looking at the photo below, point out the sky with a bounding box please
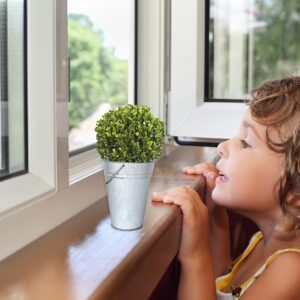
[68,0,131,59]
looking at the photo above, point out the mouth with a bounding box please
[216,171,229,183]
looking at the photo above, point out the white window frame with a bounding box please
[0,0,104,261]
[0,0,55,213]
[168,0,247,142]
[0,0,161,262]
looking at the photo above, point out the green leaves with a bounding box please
[68,14,128,129]
[95,105,165,162]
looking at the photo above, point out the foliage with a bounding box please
[253,0,300,86]
[105,60,128,106]
[208,0,300,98]
[68,14,128,129]
[95,105,165,162]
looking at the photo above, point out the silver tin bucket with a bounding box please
[103,160,154,230]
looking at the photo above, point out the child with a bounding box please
[152,77,300,299]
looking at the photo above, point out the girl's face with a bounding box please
[213,109,284,218]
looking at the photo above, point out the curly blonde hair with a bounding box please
[248,77,300,232]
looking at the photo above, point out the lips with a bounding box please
[216,171,229,184]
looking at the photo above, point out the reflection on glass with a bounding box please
[0,0,26,180]
[68,0,134,153]
[208,0,300,100]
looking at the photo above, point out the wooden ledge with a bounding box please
[0,146,217,300]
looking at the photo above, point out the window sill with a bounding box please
[69,148,102,184]
[0,173,54,217]
[0,145,217,299]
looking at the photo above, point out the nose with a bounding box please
[217,140,229,159]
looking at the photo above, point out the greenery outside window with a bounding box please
[68,0,136,154]
[206,0,300,101]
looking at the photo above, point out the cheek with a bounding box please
[212,158,281,207]
[212,173,253,204]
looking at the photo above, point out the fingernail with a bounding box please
[163,196,173,203]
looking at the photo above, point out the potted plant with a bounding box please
[95,104,165,230]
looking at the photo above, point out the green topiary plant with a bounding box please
[95,104,165,162]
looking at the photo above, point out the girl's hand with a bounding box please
[182,162,217,176]
[151,186,210,264]
[182,162,232,276]
[182,163,220,215]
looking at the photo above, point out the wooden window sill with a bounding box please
[0,145,217,300]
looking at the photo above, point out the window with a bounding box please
[68,0,136,154]
[168,0,300,142]
[0,0,152,262]
[0,0,26,181]
[206,0,300,101]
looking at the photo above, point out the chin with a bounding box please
[211,190,228,206]
[211,190,241,210]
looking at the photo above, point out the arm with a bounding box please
[183,163,232,276]
[152,186,217,300]
[178,247,217,300]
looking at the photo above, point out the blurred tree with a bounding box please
[107,60,128,106]
[68,14,128,129]
[253,0,300,86]
[207,0,300,99]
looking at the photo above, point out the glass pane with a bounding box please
[68,0,135,153]
[0,0,26,181]
[207,0,300,100]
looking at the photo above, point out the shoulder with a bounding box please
[268,250,300,273]
[271,249,300,266]
[241,251,300,300]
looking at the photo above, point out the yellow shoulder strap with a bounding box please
[216,231,263,291]
[266,248,300,266]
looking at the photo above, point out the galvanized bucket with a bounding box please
[102,160,155,230]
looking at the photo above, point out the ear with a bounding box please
[293,197,300,210]
[286,192,300,205]
[284,194,300,219]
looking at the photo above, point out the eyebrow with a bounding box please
[242,120,263,141]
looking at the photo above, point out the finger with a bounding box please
[170,195,199,219]
[182,163,217,175]
[153,187,201,218]
[182,166,195,173]
[162,195,175,204]
[152,186,187,202]
[151,191,166,202]
[153,193,180,205]
[182,166,205,175]
[167,186,200,206]
[183,168,201,175]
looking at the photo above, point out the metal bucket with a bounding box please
[102,160,154,230]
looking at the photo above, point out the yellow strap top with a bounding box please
[216,231,263,291]
[216,231,300,294]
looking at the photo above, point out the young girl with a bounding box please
[152,77,300,299]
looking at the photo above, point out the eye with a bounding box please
[240,139,251,148]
